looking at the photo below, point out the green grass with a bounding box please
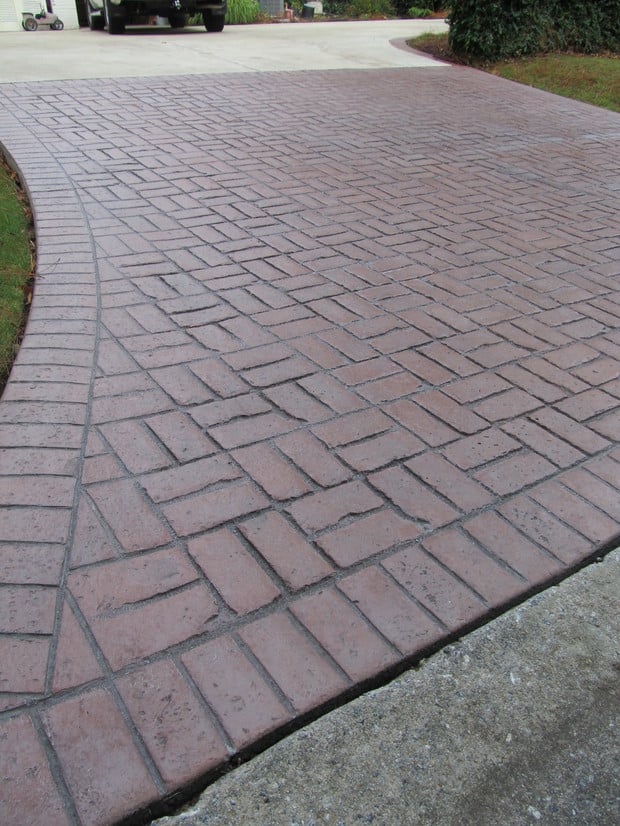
[409,31,467,63]
[410,33,620,114]
[0,157,33,391]
[225,0,260,25]
[492,54,620,113]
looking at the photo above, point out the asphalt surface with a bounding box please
[0,19,618,826]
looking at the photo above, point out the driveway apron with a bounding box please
[0,55,619,826]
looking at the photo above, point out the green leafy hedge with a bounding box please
[345,0,394,17]
[448,0,620,61]
[408,6,432,17]
[391,0,441,15]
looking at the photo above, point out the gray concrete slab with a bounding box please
[156,550,619,826]
[0,19,448,83]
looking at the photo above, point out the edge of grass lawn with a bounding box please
[0,151,35,394]
[409,32,620,115]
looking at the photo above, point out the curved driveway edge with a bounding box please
[0,60,619,826]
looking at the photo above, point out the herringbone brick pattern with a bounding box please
[0,67,618,825]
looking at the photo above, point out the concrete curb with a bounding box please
[156,549,619,825]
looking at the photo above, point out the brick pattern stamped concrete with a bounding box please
[0,66,619,825]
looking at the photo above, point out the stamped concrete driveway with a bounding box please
[1,21,619,826]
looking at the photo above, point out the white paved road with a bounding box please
[0,19,448,82]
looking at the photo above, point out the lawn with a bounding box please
[410,32,620,114]
[492,53,620,113]
[0,157,33,391]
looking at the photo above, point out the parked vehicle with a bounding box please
[22,8,64,30]
[84,0,227,34]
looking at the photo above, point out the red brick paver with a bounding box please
[0,65,618,826]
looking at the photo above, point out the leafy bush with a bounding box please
[225,0,260,24]
[408,5,432,16]
[391,0,442,18]
[323,0,348,13]
[448,0,620,61]
[345,0,395,18]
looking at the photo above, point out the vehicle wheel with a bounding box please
[168,12,186,28]
[104,0,126,33]
[23,17,38,30]
[87,2,105,29]
[202,10,224,31]
[51,19,64,29]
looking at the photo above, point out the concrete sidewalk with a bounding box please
[0,26,619,826]
[156,548,619,826]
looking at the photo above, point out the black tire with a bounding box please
[24,17,38,30]
[51,19,64,29]
[202,10,224,31]
[87,2,105,29]
[104,0,126,33]
[168,11,186,28]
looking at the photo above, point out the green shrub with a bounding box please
[345,0,394,18]
[408,5,432,16]
[448,0,620,61]
[225,0,260,24]
[392,0,442,18]
[323,0,348,13]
